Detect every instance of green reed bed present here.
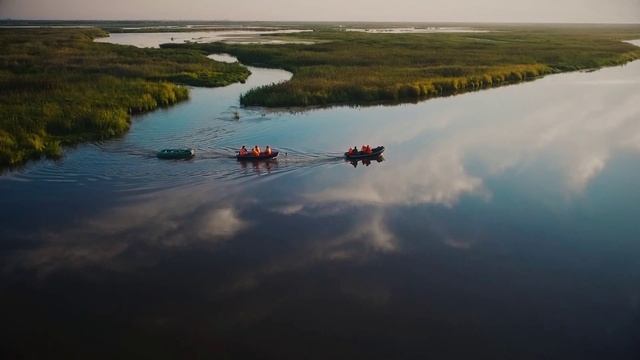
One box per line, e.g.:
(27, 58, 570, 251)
(165, 25, 640, 107)
(0, 28, 250, 168)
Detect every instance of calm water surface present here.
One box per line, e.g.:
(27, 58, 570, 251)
(1, 39, 640, 359)
(95, 29, 313, 47)
(346, 26, 488, 33)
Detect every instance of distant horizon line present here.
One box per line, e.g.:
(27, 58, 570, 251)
(1, 18, 639, 25)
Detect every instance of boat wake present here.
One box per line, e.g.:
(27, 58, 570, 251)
(1, 142, 352, 195)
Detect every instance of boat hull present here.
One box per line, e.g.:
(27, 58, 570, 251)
(345, 146, 384, 160)
(236, 151, 279, 161)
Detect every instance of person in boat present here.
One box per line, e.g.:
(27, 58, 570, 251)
(252, 145, 260, 156)
(265, 146, 272, 155)
(365, 145, 373, 154)
(239, 146, 248, 155)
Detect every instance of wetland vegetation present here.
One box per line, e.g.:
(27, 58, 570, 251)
(0, 28, 249, 167)
(2, 23, 639, 169)
(167, 25, 640, 107)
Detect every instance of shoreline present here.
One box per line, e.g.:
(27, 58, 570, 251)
(0, 28, 250, 170)
(170, 27, 640, 108)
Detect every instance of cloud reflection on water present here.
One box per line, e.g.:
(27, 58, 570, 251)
(4, 59, 640, 277)
(305, 61, 640, 208)
(9, 185, 250, 274)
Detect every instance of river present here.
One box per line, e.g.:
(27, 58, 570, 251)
(1, 37, 639, 359)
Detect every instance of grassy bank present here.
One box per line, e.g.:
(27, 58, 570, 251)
(164, 25, 640, 107)
(0, 28, 250, 168)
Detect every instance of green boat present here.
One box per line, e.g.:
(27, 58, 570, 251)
(157, 148, 195, 160)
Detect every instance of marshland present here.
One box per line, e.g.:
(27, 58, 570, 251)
(1, 17, 640, 360)
(171, 25, 640, 107)
(2, 24, 640, 167)
(0, 27, 249, 167)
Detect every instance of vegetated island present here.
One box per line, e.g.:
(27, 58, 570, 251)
(164, 24, 640, 107)
(0, 28, 250, 168)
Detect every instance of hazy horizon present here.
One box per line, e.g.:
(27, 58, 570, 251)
(1, 0, 639, 24)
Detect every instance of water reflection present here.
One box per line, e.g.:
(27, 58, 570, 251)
(3, 51, 640, 283)
(1, 40, 640, 358)
(5, 184, 248, 273)
(347, 156, 385, 168)
(237, 158, 279, 175)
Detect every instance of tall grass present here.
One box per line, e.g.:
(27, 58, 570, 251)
(166, 25, 640, 107)
(0, 28, 250, 168)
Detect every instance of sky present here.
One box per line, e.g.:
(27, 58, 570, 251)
(0, 0, 639, 23)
